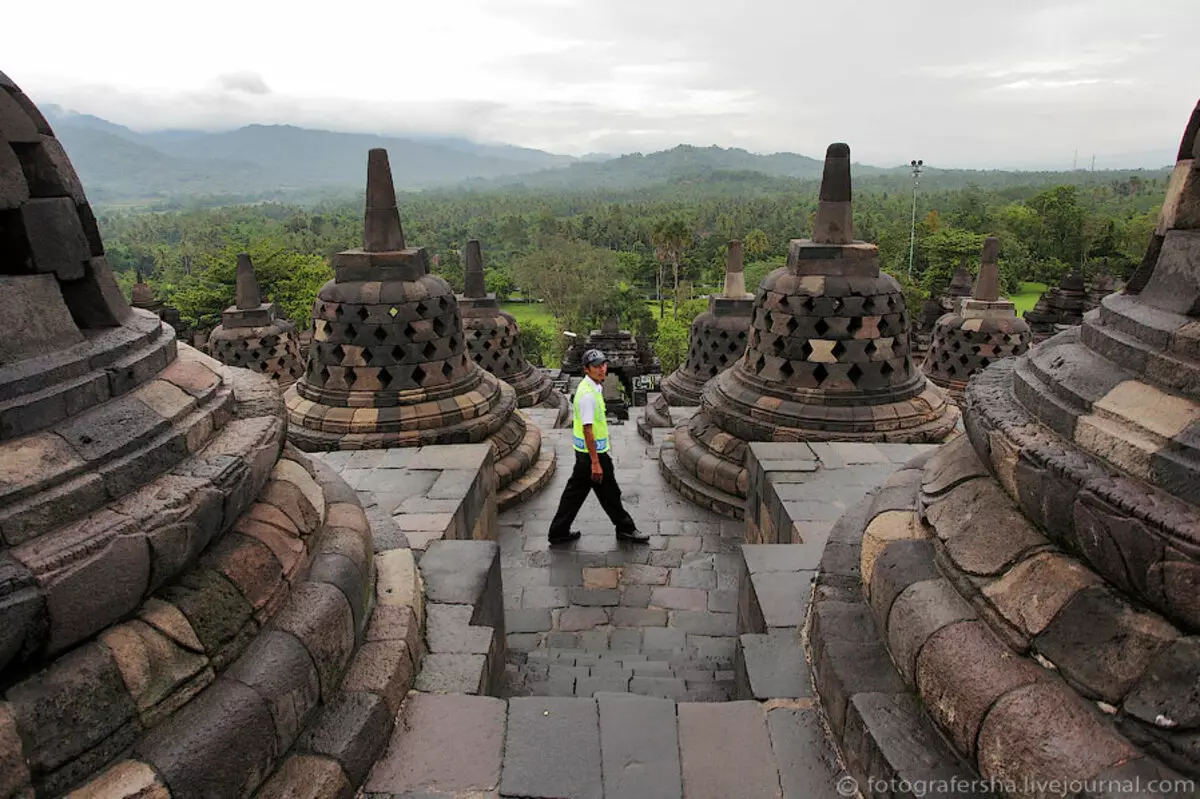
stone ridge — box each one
[2,446,390,798]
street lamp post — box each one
[907,159,923,278]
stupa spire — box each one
[235,252,262,309]
[972,237,1001,302]
[723,240,746,298]
[363,148,405,253]
[812,143,853,244]
[465,240,486,298]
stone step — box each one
[659,443,744,520]
[498,440,558,511]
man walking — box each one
[548,349,650,545]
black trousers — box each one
[548,451,637,539]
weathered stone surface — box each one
[67,760,170,799]
[976,682,1138,790]
[981,552,1102,639]
[255,754,352,799]
[749,572,811,629]
[737,633,811,699]
[501,697,602,799]
[223,630,321,751]
[414,653,486,694]
[921,435,988,497]
[6,643,138,774]
[597,693,683,799]
[767,708,843,798]
[1033,587,1178,704]
[678,701,779,799]
[886,578,976,682]
[841,692,968,792]
[0,701,31,798]
[136,678,277,799]
[925,477,1048,576]
[365,694,506,796]
[867,538,939,628]
[271,582,356,699]
[295,691,390,785]
[375,548,423,622]
[860,510,924,590]
[100,619,210,724]
[915,621,1049,757]
[1124,637,1200,731]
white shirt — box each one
[577,376,600,426]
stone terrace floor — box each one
[500,408,743,700]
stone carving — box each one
[921,237,1032,401]
[458,240,568,427]
[661,143,959,517]
[640,240,754,440]
[1024,272,1087,341]
[284,149,554,506]
[207,253,305,385]
[816,97,1200,794]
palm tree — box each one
[652,218,691,320]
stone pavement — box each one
[499,408,745,701]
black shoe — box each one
[548,531,582,546]
[616,529,651,543]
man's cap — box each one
[582,349,608,367]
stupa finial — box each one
[812,143,853,244]
[465,240,486,298]
[363,148,406,253]
[723,240,746,298]
[972,237,1001,302]
[235,252,262,309]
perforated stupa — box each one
[207,252,305,385]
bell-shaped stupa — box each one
[813,98,1200,796]
[0,71,376,798]
[639,240,755,440]
[458,240,568,426]
[661,143,959,517]
[944,260,974,310]
[921,237,1033,400]
[1025,272,1088,340]
[284,149,554,506]
[207,252,305,385]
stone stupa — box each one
[207,252,305,385]
[812,97,1200,797]
[458,240,569,427]
[1085,271,1118,312]
[944,259,974,310]
[284,149,554,507]
[562,316,660,401]
[639,240,755,440]
[661,143,959,517]
[0,71,379,798]
[1025,272,1088,341]
[921,237,1032,400]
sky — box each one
[4,0,1196,169]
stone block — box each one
[677,701,780,799]
[254,754,352,799]
[506,608,553,633]
[668,611,737,636]
[414,653,487,694]
[6,641,139,775]
[750,571,812,629]
[886,578,976,683]
[916,621,1049,757]
[867,539,939,631]
[737,633,811,699]
[223,630,321,752]
[295,691,390,786]
[364,694,506,796]
[0,275,83,364]
[597,693,682,799]
[271,582,356,700]
[0,701,31,798]
[920,435,988,497]
[812,638,906,738]
[650,586,709,611]
[976,682,1139,791]
[767,708,844,798]
[99,620,211,726]
[860,510,924,591]
[628,676,689,699]
[66,759,170,799]
[1034,587,1178,704]
[308,552,369,635]
[558,607,609,631]
[135,678,277,799]
[741,543,824,573]
[375,548,423,621]
[841,692,969,795]
[21,198,91,280]
[925,477,1048,577]
[1124,637,1200,730]
[570,587,621,606]
[501,697,603,799]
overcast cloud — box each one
[4,0,1195,168]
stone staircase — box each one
[507,647,737,701]
[361,692,844,798]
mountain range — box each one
[43,106,1172,205]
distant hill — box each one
[40,107,1172,204]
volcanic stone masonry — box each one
[812,98,1200,797]
[207,252,305,386]
[0,71,397,798]
[1025,271,1087,341]
[458,239,569,427]
[660,143,959,518]
[283,149,554,508]
[639,240,755,441]
[921,236,1032,401]
[561,315,660,401]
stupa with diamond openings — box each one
[661,143,959,517]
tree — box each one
[652,218,691,320]
[510,236,620,335]
[743,229,770,258]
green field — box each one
[501,302,556,328]
[1008,282,1047,315]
